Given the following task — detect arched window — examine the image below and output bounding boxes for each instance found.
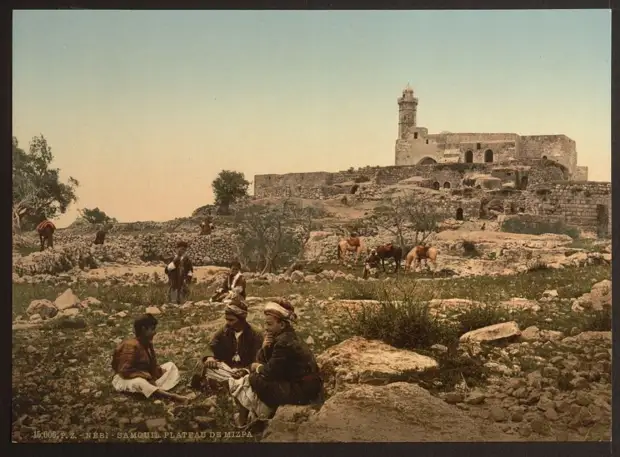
[443,182,451,189]
[465,150,473,163]
[432,181,440,190]
[484,149,494,163]
[456,208,464,220]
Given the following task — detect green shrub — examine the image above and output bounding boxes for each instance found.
[346,298,458,350]
[455,304,510,335]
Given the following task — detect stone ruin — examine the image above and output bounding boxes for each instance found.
[253,86,611,237]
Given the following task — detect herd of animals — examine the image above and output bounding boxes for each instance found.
[33,217,437,278]
[337,234,438,277]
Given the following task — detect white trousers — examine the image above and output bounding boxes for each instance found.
[111,361,180,398]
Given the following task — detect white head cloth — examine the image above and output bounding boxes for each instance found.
[264,301,297,322]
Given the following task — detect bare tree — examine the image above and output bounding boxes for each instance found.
[372,193,447,249]
[234,199,324,274]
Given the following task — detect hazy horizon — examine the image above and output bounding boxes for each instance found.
[13,9,611,228]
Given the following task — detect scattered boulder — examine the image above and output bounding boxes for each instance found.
[26,299,58,319]
[263,383,510,442]
[54,289,81,311]
[459,322,521,344]
[316,337,438,395]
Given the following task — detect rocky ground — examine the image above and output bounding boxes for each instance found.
[12,241,611,443]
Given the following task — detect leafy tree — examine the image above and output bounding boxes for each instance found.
[211,170,250,214]
[78,207,117,226]
[12,135,79,231]
[371,192,447,248]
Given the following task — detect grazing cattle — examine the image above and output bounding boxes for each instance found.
[199,220,215,235]
[405,245,438,272]
[337,235,366,264]
[36,219,56,251]
[94,229,107,245]
[375,243,403,273]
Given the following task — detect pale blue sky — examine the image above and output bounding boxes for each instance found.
[13,10,611,226]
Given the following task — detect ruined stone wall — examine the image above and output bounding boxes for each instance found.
[376,163,493,186]
[528,181,612,235]
[574,166,589,181]
[254,172,331,198]
[526,161,570,188]
[519,135,577,176]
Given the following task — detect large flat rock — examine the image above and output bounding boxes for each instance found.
[263,382,511,442]
[317,337,438,395]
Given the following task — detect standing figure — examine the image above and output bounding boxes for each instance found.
[36,219,56,251]
[362,248,381,279]
[164,241,194,304]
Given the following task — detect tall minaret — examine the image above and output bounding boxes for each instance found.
[397,84,418,139]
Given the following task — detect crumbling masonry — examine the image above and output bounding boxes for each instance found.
[254,86,611,236]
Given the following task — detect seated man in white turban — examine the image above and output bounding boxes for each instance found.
[202,298,323,428]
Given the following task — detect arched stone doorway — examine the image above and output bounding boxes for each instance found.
[432,181,440,190]
[443,182,451,189]
[464,150,473,163]
[484,149,494,163]
[456,208,464,221]
[418,157,437,165]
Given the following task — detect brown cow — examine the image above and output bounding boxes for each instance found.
[36,219,56,251]
[337,235,366,264]
[375,243,403,273]
[404,245,438,272]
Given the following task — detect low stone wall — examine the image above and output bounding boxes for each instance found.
[13,229,240,276]
[528,182,611,235]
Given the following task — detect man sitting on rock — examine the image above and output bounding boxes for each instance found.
[363,248,381,279]
[111,314,191,403]
[210,261,246,302]
[192,295,263,390]
[164,241,194,305]
[202,299,323,428]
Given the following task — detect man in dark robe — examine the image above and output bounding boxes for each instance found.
[233,299,322,426]
[211,261,246,302]
[164,241,194,304]
[191,296,263,390]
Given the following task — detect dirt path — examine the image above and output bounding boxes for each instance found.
[81,265,228,280]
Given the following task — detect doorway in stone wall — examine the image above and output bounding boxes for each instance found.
[596,204,609,238]
[465,150,473,163]
[456,208,464,221]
